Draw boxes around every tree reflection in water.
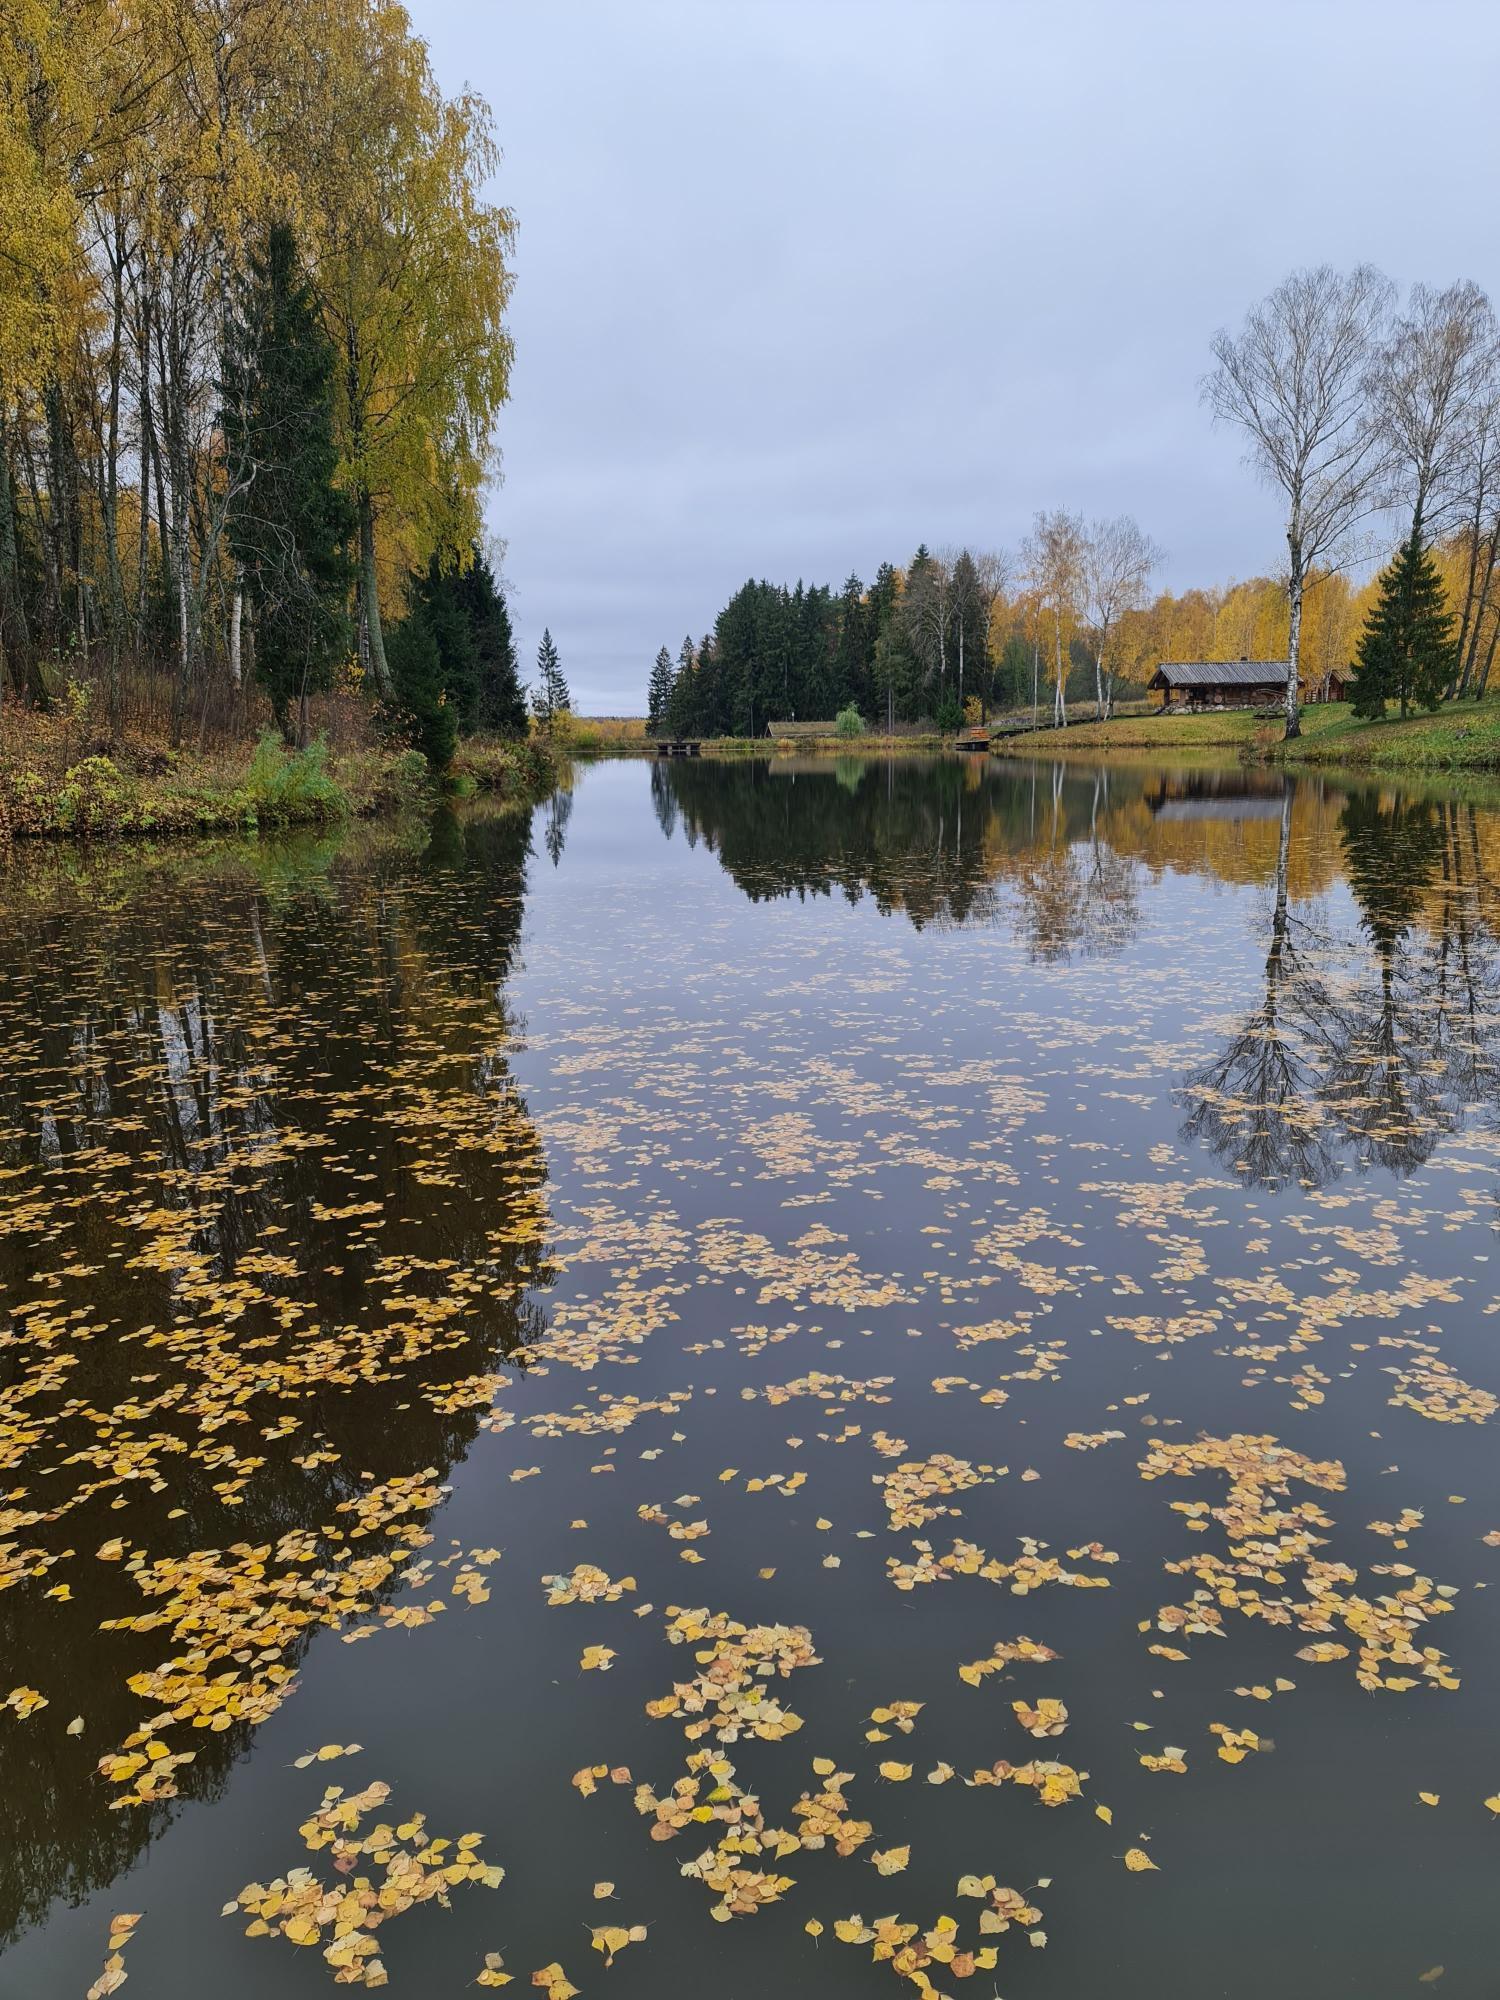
[650,754,1500,1191]
[1183,785,1500,1188]
[0,805,551,1947]
[653,754,1144,949]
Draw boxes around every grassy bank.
[0,708,557,845]
[990,696,1500,772]
[568,717,957,758]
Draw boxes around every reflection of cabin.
[1146,772,1289,820]
[764,719,839,740]
[1148,660,1349,709]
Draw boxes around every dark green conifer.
[221,222,354,741]
[1350,520,1457,721]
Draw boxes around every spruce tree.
[387,609,455,767]
[531,628,570,724]
[413,545,526,735]
[1350,521,1457,721]
[221,222,354,741]
[648,645,674,728]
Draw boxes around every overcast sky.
[415,0,1499,714]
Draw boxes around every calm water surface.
[3,755,1500,1999]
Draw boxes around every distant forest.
[642,531,1389,738]
[647,272,1500,741]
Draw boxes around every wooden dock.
[653,739,702,757]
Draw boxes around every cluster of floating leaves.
[222,1777,502,1986]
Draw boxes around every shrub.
[934,696,964,732]
[834,704,866,740]
[55,756,140,835]
[237,734,349,825]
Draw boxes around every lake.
[3,752,1499,2000]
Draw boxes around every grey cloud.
[417,0,1499,712]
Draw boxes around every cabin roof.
[1150,659,1289,687]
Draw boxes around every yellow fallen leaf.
[1124,1848,1158,1872]
[871,1846,909,1875]
[592,1881,614,1899]
[878,1761,912,1782]
[1419,1792,1439,1807]
[590,1926,640,1965]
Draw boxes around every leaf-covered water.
[3,755,1500,1999]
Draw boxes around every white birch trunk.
[1284,537,1304,740]
[229,576,243,689]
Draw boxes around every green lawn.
[992,697,1500,771]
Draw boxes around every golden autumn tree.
[282,0,515,699]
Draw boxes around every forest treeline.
[649,272,1500,739]
[648,529,1500,742]
[1,0,528,763]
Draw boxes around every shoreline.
[0,731,558,850]
[985,697,1500,773]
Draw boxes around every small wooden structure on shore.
[955,724,991,751]
[653,738,702,757]
[764,719,838,741]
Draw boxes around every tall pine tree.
[222,223,354,742]
[1350,521,1457,721]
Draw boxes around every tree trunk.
[101,222,129,725]
[359,491,392,698]
[1284,540,1304,740]
[1053,611,1066,726]
[229,574,243,689]
[0,408,43,705]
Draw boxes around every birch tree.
[1374,280,1498,537]
[1204,265,1394,739]
[1081,515,1161,720]
[1022,509,1084,727]
[286,0,515,700]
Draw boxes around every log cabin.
[1148,660,1349,709]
